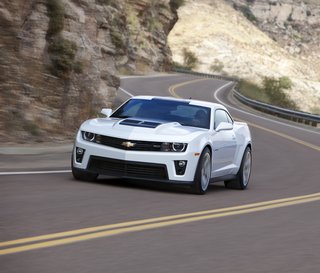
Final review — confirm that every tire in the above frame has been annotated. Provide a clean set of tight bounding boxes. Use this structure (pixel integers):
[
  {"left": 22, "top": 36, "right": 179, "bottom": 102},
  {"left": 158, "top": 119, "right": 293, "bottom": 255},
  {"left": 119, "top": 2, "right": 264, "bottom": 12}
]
[
  {"left": 192, "top": 147, "right": 211, "bottom": 195},
  {"left": 71, "top": 155, "right": 98, "bottom": 182},
  {"left": 224, "top": 146, "right": 252, "bottom": 190}
]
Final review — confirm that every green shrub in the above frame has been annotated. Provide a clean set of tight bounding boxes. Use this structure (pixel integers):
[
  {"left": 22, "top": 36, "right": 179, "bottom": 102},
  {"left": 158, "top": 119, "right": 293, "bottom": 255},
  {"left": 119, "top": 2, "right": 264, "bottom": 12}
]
[
  {"left": 110, "top": 30, "right": 125, "bottom": 50},
  {"left": 278, "top": 76, "right": 292, "bottom": 89},
  {"left": 238, "top": 79, "right": 270, "bottom": 103},
  {"left": 169, "top": 0, "right": 185, "bottom": 10},
  {"left": 95, "top": 0, "right": 111, "bottom": 5},
  {"left": 48, "top": 36, "right": 78, "bottom": 77},
  {"left": 238, "top": 77, "right": 297, "bottom": 110},
  {"left": 23, "top": 121, "right": 41, "bottom": 136},
  {"left": 233, "top": 4, "right": 257, "bottom": 22},
  {"left": 182, "top": 48, "right": 198, "bottom": 70},
  {"left": 73, "top": 61, "right": 84, "bottom": 74},
  {"left": 46, "top": 0, "right": 64, "bottom": 36},
  {"left": 172, "top": 61, "right": 191, "bottom": 71},
  {"left": 241, "top": 6, "right": 257, "bottom": 22},
  {"left": 147, "top": 17, "right": 162, "bottom": 33},
  {"left": 210, "top": 59, "right": 224, "bottom": 73},
  {"left": 262, "top": 77, "right": 297, "bottom": 109}
]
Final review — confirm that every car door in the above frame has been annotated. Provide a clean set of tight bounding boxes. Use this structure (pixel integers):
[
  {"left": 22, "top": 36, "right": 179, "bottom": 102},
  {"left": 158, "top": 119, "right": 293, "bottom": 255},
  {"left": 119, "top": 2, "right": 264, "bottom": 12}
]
[{"left": 211, "top": 109, "right": 237, "bottom": 177}]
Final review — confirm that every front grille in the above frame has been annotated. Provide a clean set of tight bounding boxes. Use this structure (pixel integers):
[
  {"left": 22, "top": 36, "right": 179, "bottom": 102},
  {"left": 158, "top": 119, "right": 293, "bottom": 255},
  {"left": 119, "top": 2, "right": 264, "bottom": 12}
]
[
  {"left": 87, "top": 156, "right": 168, "bottom": 180},
  {"left": 96, "top": 135, "right": 163, "bottom": 151}
]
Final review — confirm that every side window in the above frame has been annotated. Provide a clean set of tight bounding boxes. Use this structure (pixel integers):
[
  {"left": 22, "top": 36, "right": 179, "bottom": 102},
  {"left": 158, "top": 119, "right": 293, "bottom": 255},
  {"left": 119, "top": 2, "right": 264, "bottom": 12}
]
[{"left": 214, "top": 109, "right": 230, "bottom": 129}]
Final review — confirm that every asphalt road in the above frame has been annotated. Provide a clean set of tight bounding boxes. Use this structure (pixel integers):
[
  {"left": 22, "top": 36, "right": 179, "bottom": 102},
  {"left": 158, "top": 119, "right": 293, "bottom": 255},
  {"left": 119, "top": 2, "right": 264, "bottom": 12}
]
[{"left": 1, "top": 74, "right": 320, "bottom": 273}]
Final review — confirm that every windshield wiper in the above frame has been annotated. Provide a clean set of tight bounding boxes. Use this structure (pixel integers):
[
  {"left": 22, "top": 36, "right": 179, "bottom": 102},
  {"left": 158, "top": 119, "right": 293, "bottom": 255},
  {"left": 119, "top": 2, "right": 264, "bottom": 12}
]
[{"left": 112, "top": 115, "right": 132, "bottom": 119}]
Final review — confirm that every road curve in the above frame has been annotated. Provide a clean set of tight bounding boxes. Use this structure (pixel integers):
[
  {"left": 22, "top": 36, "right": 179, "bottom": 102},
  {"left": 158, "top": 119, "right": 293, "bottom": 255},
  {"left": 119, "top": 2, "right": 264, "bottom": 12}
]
[{"left": 1, "top": 74, "right": 320, "bottom": 273}]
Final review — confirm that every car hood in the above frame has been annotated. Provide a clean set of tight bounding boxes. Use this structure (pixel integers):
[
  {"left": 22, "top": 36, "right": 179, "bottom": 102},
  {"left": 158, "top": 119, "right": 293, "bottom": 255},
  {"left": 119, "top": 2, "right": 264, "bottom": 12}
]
[{"left": 80, "top": 117, "right": 207, "bottom": 142}]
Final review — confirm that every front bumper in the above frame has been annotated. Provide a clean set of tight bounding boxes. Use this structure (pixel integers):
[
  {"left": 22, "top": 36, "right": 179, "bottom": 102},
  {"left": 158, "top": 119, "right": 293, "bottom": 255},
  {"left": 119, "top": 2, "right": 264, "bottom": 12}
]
[{"left": 73, "top": 135, "right": 200, "bottom": 184}]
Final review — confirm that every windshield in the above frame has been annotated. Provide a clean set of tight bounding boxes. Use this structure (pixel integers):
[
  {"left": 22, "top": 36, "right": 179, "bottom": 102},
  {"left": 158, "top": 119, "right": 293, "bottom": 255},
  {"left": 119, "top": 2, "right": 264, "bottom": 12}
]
[{"left": 111, "top": 98, "right": 211, "bottom": 129}]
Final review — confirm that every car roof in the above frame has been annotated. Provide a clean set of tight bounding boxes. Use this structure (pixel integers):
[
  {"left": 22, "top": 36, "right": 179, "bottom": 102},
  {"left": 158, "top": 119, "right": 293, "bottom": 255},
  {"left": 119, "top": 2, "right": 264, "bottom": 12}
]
[{"left": 131, "top": 96, "right": 227, "bottom": 111}]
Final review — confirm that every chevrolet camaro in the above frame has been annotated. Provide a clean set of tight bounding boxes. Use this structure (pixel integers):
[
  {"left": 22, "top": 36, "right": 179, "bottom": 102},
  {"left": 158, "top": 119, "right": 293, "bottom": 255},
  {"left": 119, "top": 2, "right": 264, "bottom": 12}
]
[{"left": 72, "top": 96, "right": 252, "bottom": 194}]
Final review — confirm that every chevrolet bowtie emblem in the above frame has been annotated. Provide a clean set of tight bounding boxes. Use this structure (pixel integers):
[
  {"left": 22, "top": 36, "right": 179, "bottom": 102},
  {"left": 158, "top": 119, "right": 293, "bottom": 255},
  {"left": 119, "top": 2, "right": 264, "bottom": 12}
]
[{"left": 121, "top": 141, "right": 136, "bottom": 148}]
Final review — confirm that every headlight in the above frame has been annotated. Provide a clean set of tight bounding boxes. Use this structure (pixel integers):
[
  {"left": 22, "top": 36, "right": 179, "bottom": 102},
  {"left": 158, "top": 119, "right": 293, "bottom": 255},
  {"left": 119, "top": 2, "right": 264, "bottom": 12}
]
[
  {"left": 161, "top": 142, "right": 187, "bottom": 152},
  {"left": 82, "top": 131, "right": 95, "bottom": 142},
  {"left": 172, "top": 143, "right": 187, "bottom": 152}
]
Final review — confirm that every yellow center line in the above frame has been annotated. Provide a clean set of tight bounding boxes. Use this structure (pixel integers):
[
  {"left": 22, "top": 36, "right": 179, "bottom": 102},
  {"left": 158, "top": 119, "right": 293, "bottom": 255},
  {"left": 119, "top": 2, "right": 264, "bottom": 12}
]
[
  {"left": 1, "top": 192, "right": 320, "bottom": 255},
  {"left": 168, "top": 78, "right": 209, "bottom": 98},
  {"left": 2, "top": 190, "right": 320, "bottom": 249}
]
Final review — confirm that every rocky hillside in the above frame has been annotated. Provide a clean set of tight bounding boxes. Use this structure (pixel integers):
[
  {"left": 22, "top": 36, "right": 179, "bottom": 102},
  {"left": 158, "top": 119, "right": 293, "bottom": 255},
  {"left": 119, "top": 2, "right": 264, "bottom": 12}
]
[
  {"left": 231, "top": 0, "right": 320, "bottom": 71},
  {"left": 168, "top": 0, "right": 320, "bottom": 114},
  {"left": 0, "top": 0, "right": 177, "bottom": 143}
]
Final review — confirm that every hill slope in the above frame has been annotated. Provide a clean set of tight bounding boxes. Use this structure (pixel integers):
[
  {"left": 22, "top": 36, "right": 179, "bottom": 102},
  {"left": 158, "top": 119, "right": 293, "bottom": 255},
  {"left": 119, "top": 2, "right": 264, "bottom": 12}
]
[{"left": 168, "top": 0, "right": 320, "bottom": 113}]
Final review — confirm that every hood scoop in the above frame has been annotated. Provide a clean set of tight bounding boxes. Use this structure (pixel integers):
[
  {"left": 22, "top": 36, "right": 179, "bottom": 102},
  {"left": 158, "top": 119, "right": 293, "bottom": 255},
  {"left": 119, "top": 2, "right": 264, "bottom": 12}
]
[{"left": 119, "top": 119, "right": 162, "bottom": 128}]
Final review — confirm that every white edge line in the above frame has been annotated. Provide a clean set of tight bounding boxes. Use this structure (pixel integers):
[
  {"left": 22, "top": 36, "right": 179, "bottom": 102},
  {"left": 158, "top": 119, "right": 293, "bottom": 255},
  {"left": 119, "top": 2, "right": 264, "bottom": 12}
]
[
  {"left": 213, "top": 81, "right": 234, "bottom": 98},
  {"left": 0, "top": 170, "right": 71, "bottom": 176},
  {"left": 213, "top": 82, "right": 320, "bottom": 135}
]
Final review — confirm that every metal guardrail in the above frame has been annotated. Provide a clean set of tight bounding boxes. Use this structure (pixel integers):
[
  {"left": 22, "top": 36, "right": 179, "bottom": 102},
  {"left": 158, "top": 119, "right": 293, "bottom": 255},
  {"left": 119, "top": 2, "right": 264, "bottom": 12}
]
[
  {"left": 173, "top": 68, "right": 320, "bottom": 127},
  {"left": 172, "top": 68, "right": 236, "bottom": 82},
  {"left": 233, "top": 90, "right": 320, "bottom": 127}
]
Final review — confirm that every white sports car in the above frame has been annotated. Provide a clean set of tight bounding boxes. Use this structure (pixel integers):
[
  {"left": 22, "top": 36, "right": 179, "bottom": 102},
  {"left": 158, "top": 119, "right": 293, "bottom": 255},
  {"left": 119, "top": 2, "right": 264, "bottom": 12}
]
[{"left": 72, "top": 96, "right": 252, "bottom": 194}]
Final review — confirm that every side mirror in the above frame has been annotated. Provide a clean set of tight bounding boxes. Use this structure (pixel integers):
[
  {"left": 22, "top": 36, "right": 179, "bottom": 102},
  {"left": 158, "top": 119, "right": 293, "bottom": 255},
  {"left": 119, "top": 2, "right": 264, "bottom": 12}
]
[
  {"left": 101, "top": 108, "right": 112, "bottom": 117},
  {"left": 215, "top": 122, "right": 233, "bottom": 132}
]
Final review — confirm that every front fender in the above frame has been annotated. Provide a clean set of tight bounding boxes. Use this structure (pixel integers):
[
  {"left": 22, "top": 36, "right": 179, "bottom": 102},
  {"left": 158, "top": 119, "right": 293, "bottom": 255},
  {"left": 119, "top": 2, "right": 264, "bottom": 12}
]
[{"left": 188, "top": 133, "right": 213, "bottom": 156}]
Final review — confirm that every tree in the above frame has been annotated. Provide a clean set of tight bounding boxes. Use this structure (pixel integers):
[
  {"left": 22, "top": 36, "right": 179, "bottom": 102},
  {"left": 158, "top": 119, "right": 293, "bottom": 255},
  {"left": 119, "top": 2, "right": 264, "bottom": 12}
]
[
  {"left": 262, "top": 77, "right": 297, "bottom": 109},
  {"left": 182, "top": 48, "right": 198, "bottom": 70}
]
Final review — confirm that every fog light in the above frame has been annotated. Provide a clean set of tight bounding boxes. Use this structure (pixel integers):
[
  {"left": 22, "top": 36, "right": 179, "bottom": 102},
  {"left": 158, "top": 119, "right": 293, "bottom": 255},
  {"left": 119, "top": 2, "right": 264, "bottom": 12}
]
[
  {"left": 75, "top": 147, "right": 85, "bottom": 163},
  {"left": 77, "top": 148, "right": 84, "bottom": 155},
  {"left": 178, "top": 160, "right": 186, "bottom": 168},
  {"left": 174, "top": 160, "right": 187, "bottom": 175}
]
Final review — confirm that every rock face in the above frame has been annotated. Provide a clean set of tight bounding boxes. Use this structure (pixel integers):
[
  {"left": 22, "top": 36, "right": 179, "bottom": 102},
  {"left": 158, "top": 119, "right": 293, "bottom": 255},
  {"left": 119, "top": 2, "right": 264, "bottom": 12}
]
[
  {"left": 0, "top": 0, "right": 177, "bottom": 143},
  {"left": 168, "top": 0, "right": 320, "bottom": 114},
  {"left": 231, "top": 0, "right": 320, "bottom": 71}
]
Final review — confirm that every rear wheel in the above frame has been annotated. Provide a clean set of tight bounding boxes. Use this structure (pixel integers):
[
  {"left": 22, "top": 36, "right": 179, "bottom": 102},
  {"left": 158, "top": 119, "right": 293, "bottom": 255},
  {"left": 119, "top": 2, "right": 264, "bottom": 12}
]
[
  {"left": 71, "top": 155, "right": 98, "bottom": 182},
  {"left": 224, "top": 146, "right": 252, "bottom": 190},
  {"left": 192, "top": 147, "right": 211, "bottom": 195}
]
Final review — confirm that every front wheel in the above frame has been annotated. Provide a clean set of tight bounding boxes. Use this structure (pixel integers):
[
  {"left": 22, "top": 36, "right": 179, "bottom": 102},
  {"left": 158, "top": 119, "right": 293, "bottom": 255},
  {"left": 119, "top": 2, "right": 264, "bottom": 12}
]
[
  {"left": 192, "top": 147, "right": 212, "bottom": 195},
  {"left": 224, "top": 146, "right": 252, "bottom": 190}
]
